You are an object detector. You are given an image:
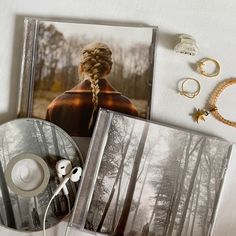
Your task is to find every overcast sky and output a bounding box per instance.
[44,20,154,48]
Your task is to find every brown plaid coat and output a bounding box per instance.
[46,79,138,137]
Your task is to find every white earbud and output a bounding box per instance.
[56,160,72,195]
[53,166,82,197]
[44,161,82,236]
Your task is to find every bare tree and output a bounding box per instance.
[111,162,125,232]
[201,154,213,236]
[177,137,206,236]
[50,125,61,157]
[183,183,195,236]
[0,211,4,225]
[166,134,193,235]
[35,24,65,90]
[113,122,150,236]
[190,167,202,236]
[167,135,203,235]
[130,147,153,231]
[96,122,135,232]
[0,135,16,228]
[34,121,62,215]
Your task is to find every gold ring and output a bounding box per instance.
[197,57,220,77]
[179,78,200,98]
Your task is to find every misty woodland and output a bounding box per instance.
[85,113,231,236]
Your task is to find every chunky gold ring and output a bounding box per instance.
[179,78,200,98]
[197,57,220,77]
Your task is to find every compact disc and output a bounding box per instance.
[0,118,83,232]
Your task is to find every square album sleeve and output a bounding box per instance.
[70,109,232,236]
[18,17,157,138]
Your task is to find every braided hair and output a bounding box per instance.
[80,42,113,128]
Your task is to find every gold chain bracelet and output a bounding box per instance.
[192,79,236,127]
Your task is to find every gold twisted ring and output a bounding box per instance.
[197,57,220,77]
[179,78,200,98]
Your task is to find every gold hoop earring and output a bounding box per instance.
[179,78,200,98]
[197,57,220,77]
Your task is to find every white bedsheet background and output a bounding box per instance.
[0,0,236,235]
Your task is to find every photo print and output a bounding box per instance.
[19,18,157,137]
[72,110,232,236]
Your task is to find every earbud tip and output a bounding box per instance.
[56,159,72,175]
[70,167,82,182]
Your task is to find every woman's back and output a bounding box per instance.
[46,79,138,137]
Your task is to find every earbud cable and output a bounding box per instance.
[64,195,71,236]
[43,194,72,236]
[43,196,55,236]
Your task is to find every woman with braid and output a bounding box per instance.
[46,42,138,137]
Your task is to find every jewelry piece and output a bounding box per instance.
[197,57,220,77]
[191,108,216,123]
[174,34,199,56]
[179,78,200,98]
[192,79,236,127]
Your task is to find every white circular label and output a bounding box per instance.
[4,153,50,197]
[11,158,44,191]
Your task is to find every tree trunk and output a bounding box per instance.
[166,136,203,235]
[16,194,24,225]
[177,138,206,236]
[0,161,16,228]
[36,59,44,83]
[130,154,152,231]
[190,170,202,236]
[166,134,193,235]
[148,159,177,230]
[0,212,4,225]
[148,185,161,227]
[33,122,44,156]
[35,121,63,215]
[163,159,183,235]
[96,177,118,231]
[202,156,212,236]
[96,123,135,232]
[112,123,149,236]
[35,121,49,156]
[50,125,61,157]
[58,133,69,159]
[209,154,227,229]
[111,164,124,231]
[47,65,57,90]
[162,192,176,235]
[117,179,129,218]
[183,181,196,236]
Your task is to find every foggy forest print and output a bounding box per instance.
[0,119,83,231]
[31,20,156,119]
[85,113,231,236]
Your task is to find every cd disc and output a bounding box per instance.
[0,118,83,232]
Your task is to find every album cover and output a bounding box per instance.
[70,109,232,236]
[18,17,157,137]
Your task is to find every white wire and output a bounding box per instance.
[64,195,71,236]
[43,196,55,236]
[43,194,72,236]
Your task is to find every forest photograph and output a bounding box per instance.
[28,20,156,122]
[0,119,83,231]
[84,113,231,236]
